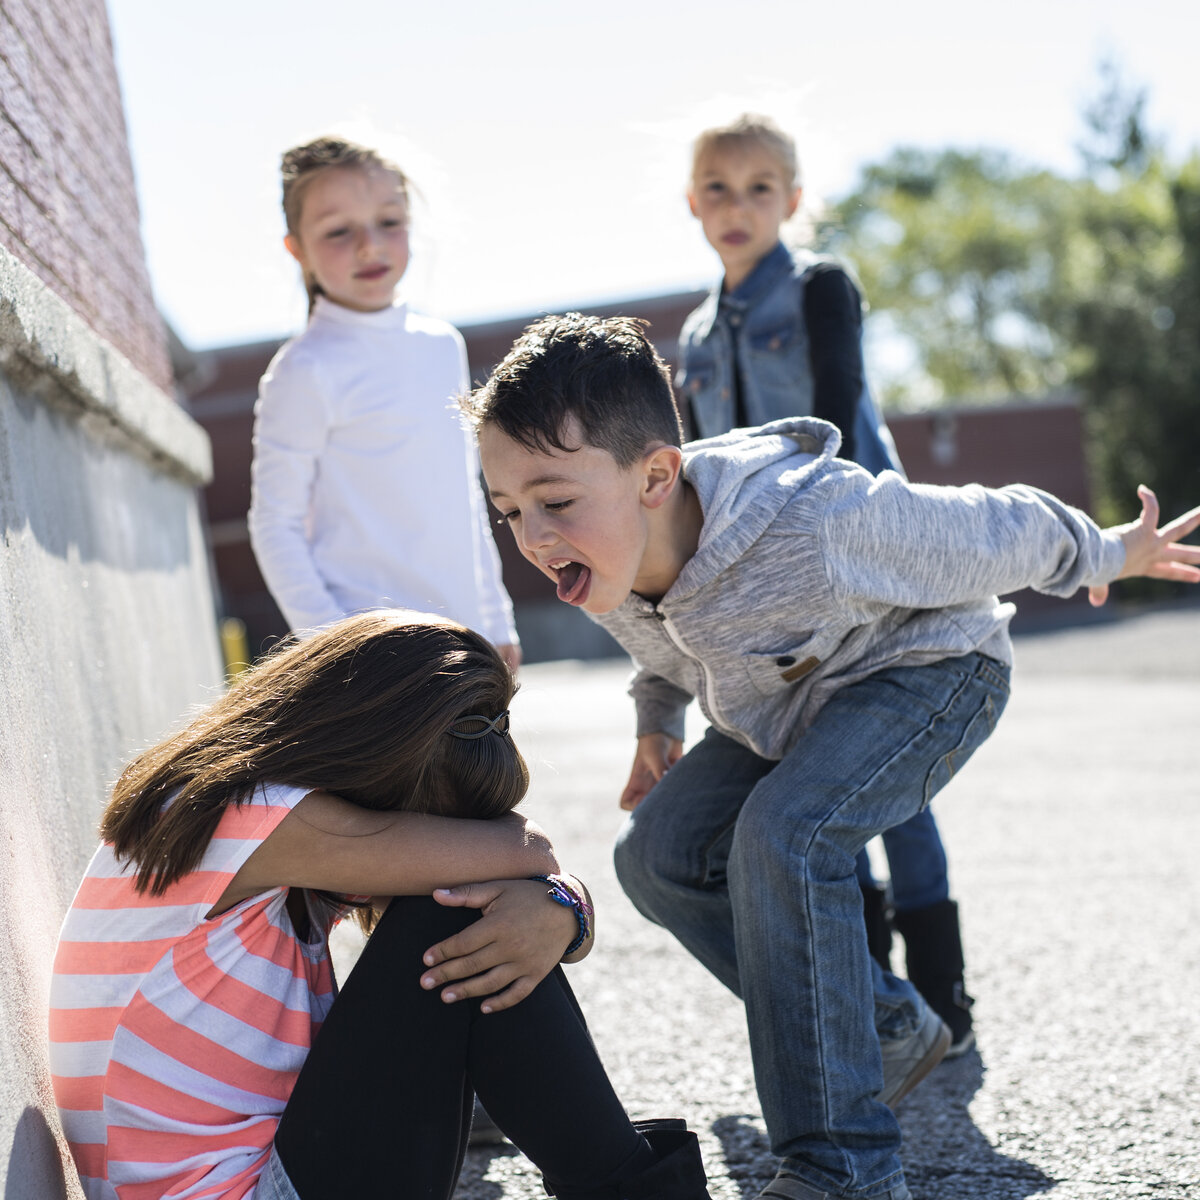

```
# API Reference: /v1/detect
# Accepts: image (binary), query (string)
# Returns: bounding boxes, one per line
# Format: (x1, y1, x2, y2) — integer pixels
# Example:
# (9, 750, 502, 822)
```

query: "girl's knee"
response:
(373, 894, 479, 947)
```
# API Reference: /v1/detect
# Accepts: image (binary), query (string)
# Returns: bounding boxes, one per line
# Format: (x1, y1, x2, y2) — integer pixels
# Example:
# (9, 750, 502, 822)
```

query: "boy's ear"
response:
(785, 186, 802, 220)
(687, 189, 699, 218)
(640, 445, 684, 510)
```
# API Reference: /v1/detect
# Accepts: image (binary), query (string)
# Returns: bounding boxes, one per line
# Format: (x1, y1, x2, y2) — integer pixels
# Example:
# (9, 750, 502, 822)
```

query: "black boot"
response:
(893, 898, 974, 1057)
(859, 882, 893, 973)
(543, 1118, 712, 1199)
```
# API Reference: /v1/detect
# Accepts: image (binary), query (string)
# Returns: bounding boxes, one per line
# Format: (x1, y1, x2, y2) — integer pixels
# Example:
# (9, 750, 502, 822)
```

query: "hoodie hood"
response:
(675, 416, 843, 595)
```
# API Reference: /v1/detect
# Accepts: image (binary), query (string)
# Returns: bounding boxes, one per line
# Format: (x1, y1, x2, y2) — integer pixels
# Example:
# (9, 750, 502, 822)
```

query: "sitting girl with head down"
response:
(49, 610, 711, 1200)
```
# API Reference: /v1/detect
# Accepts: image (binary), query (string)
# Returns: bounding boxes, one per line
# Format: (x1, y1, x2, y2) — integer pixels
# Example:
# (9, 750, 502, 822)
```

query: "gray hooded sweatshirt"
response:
(593, 417, 1126, 760)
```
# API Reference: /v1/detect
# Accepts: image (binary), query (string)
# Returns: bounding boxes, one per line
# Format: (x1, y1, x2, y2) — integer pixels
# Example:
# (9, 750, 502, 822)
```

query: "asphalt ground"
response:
(332, 599, 1200, 1199)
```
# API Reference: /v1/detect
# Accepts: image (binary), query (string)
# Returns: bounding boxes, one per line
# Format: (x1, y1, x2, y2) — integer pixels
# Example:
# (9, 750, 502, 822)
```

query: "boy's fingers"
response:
(1149, 560, 1200, 583)
(1088, 583, 1110, 607)
(1161, 503, 1200, 541)
(619, 785, 646, 811)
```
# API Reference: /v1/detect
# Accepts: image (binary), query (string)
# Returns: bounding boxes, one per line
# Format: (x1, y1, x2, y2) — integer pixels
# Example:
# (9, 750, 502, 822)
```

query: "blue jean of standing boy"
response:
(614, 652, 1010, 1197)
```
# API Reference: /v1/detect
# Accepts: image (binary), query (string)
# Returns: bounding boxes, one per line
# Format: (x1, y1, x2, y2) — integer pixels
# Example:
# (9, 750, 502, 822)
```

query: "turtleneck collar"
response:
(311, 295, 409, 331)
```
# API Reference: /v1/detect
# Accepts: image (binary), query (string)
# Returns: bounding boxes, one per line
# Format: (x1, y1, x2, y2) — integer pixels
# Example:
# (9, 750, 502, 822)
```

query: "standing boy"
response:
(464, 313, 1200, 1200)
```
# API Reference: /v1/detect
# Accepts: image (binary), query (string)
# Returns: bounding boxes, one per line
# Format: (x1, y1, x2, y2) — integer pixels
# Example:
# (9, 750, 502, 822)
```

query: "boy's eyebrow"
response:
(486, 472, 575, 501)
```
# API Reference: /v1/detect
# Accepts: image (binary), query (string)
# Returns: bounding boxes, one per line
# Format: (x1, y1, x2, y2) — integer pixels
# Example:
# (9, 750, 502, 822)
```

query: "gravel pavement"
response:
(334, 600, 1200, 1199)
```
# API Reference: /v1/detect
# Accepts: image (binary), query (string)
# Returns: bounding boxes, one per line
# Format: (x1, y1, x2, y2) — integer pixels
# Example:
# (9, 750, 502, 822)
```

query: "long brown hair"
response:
(101, 610, 528, 897)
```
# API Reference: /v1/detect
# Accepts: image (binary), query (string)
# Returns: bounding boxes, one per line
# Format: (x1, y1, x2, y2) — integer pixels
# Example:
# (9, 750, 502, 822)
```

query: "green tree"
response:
(829, 148, 1076, 404)
(830, 69, 1200, 529)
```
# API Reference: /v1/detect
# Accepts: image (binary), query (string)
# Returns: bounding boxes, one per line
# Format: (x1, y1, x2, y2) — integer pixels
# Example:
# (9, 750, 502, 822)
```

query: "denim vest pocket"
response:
(741, 324, 812, 423)
(677, 360, 715, 399)
(743, 633, 839, 696)
(746, 321, 800, 354)
(680, 360, 732, 439)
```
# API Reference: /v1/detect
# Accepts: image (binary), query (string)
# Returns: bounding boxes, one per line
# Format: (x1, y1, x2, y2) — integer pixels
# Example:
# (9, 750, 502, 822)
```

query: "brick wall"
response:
(0, 0, 171, 391)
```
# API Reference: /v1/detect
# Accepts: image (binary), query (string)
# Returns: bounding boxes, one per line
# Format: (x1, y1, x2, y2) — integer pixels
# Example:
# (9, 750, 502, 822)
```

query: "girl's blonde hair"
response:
(101, 610, 527, 899)
(690, 113, 800, 190)
(280, 135, 409, 314)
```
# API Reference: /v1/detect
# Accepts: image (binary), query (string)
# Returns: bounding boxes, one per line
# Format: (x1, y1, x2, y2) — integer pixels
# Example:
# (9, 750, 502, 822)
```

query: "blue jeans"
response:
(855, 807, 949, 912)
(255, 1145, 301, 1200)
(614, 653, 1010, 1196)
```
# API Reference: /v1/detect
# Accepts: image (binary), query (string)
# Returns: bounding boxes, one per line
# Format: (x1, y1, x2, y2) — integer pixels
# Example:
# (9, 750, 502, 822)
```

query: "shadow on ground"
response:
(6, 1108, 68, 1200)
(711, 1052, 1055, 1200)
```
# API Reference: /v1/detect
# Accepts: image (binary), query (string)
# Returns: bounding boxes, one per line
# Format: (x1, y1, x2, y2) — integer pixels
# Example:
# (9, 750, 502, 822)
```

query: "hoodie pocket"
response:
(743, 633, 839, 696)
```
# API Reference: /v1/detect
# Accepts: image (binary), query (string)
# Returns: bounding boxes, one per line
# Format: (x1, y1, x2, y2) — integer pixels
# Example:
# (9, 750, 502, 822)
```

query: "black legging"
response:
(274, 894, 654, 1198)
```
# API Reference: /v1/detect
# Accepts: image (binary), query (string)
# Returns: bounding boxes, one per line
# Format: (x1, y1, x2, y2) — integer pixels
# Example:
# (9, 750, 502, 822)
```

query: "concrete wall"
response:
(1, 2, 224, 1195)
(0, 244, 224, 1200)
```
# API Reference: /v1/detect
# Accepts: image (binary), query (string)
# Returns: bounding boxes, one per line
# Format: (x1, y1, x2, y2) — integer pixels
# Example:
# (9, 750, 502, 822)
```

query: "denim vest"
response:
(676, 243, 903, 476)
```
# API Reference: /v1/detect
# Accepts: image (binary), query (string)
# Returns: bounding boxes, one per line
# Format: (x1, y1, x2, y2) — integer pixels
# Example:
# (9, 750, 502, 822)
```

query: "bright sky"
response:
(106, 0, 1200, 352)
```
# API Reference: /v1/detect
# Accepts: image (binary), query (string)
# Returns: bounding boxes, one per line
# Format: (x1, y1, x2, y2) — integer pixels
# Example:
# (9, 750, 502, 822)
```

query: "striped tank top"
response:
(49, 782, 341, 1200)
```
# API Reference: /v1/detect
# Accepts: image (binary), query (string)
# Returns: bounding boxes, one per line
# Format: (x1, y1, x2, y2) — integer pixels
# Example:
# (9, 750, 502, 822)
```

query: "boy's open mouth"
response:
(548, 559, 591, 606)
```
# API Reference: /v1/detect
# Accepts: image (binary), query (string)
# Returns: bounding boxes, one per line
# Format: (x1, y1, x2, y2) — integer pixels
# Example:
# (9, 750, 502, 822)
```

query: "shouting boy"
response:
(463, 313, 1200, 1200)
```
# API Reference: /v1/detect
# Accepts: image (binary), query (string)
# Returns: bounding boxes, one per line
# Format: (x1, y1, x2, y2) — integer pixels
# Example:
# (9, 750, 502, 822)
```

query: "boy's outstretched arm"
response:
(620, 732, 684, 811)
(1089, 486, 1200, 606)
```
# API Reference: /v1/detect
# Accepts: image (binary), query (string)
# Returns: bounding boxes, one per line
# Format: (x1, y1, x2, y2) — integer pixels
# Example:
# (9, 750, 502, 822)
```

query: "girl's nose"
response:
(356, 227, 378, 255)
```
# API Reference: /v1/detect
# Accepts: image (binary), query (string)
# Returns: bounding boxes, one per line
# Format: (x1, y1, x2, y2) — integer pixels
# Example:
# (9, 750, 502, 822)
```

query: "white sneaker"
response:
(757, 1170, 911, 1200)
(877, 1000, 951, 1109)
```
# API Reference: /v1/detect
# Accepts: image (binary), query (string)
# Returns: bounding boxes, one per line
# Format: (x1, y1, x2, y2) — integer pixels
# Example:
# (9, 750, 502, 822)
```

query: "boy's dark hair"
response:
(464, 313, 683, 467)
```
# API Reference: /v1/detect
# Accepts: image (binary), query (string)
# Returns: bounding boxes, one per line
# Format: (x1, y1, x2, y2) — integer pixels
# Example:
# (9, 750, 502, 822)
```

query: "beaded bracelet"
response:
(529, 873, 594, 957)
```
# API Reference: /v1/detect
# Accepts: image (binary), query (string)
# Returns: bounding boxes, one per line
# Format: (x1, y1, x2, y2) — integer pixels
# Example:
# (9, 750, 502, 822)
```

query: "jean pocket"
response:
(921, 688, 1002, 808)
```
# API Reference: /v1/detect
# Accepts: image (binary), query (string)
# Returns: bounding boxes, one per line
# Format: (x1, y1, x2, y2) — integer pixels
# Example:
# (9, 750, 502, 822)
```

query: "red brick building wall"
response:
(0, 0, 171, 391)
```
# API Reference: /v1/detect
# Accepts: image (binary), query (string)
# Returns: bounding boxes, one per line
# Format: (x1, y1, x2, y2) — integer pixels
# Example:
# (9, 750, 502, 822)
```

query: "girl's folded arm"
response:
(215, 790, 559, 912)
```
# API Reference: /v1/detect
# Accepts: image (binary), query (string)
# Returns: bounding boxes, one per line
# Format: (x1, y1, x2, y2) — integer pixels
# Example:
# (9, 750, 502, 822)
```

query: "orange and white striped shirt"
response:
(49, 783, 341, 1200)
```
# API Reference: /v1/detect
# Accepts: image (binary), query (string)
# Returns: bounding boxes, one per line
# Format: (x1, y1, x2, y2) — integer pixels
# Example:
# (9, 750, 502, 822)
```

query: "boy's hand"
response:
(419, 879, 576, 1013)
(1089, 486, 1200, 606)
(619, 733, 684, 811)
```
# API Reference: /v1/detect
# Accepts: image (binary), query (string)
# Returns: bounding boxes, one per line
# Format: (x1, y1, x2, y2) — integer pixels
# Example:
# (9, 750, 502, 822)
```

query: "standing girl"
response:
(49, 610, 711, 1200)
(249, 137, 520, 671)
(676, 113, 973, 1056)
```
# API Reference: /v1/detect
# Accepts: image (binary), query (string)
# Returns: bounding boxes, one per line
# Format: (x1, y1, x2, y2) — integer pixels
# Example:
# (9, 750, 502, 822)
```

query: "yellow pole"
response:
(220, 618, 251, 679)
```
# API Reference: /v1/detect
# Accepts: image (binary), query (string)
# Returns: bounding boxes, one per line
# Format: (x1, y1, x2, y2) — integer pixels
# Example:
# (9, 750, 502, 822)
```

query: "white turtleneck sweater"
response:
(248, 297, 517, 646)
